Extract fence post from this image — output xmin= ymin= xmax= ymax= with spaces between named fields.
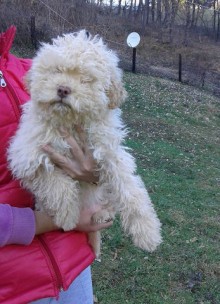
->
xmin=201 ymin=71 xmax=206 ymax=87
xmin=178 ymin=54 xmax=182 ymax=82
xmin=132 ymin=47 xmax=137 ymax=73
xmin=31 ymin=15 xmax=37 ymax=49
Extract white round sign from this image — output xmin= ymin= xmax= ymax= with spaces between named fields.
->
xmin=127 ymin=32 xmax=140 ymax=48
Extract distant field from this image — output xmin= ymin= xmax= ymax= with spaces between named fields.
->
xmin=92 ymin=73 xmax=220 ymax=304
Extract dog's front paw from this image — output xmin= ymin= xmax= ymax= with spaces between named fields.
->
xmin=92 ymin=209 xmax=115 ymax=224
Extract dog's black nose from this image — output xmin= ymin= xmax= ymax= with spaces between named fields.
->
xmin=57 ymin=86 xmax=71 ymax=98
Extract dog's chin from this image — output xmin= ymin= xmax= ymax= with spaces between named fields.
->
xmin=50 ymin=100 xmax=72 ymax=114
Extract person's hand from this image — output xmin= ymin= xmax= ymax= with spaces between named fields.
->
xmin=75 ymin=205 xmax=113 ymax=232
xmin=34 ymin=205 xmax=113 ymax=235
xmin=42 ymin=126 xmax=99 ymax=183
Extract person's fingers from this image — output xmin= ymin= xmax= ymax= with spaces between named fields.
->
xmin=59 ymin=128 xmax=85 ymax=159
xmin=75 ymin=125 xmax=93 ymax=156
xmin=42 ymin=144 xmax=80 ymax=178
xmin=42 ymin=145 xmax=67 ymax=165
xmin=59 ymin=127 xmax=95 ymax=167
xmin=91 ymin=220 xmax=113 ymax=231
xmin=75 ymin=124 xmax=86 ymax=146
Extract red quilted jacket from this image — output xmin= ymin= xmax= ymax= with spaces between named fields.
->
xmin=0 ymin=26 xmax=95 ymax=304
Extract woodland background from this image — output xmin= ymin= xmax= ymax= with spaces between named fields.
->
xmin=0 ymin=0 xmax=220 ymax=96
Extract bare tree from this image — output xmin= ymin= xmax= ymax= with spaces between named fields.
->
xmin=157 ymin=0 xmax=162 ymax=25
xmin=137 ymin=0 xmax=143 ymax=17
xmin=216 ymin=7 xmax=220 ymax=41
xmin=109 ymin=0 xmax=113 ymax=12
xmin=163 ymin=0 xmax=170 ymax=26
xmin=191 ymin=0 xmax=196 ymax=28
xmin=118 ymin=0 xmax=122 ymax=15
xmin=169 ymin=0 xmax=179 ymax=43
xmin=183 ymin=0 xmax=191 ymax=45
xmin=129 ymin=0 xmax=134 ymax=16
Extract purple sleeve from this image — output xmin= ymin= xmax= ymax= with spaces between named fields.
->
xmin=0 ymin=204 xmax=36 ymax=246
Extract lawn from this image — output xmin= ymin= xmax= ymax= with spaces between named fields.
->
xmin=92 ymin=73 xmax=220 ymax=304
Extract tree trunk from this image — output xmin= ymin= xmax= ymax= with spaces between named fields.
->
xmin=129 ymin=0 xmax=133 ymax=16
xmin=216 ymin=10 xmax=220 ymax=41
xmin=109 ymin=0 xmax=113 ymax=12
xmin=184 ymin=1 xmax=191 ymax=46
xmin=169 ymin=0 xmax=179 ymax=43
xmin=163 ymin=0 xmax=170 ymax=27
xmin=118 ymin=0 xmax=122 ymax=15
xmin=137 ymin=0 xmax=143 ymax=17
xmin=191 ymin=1 xmax=196 ymax=28
xmin=151 ymin=0 xmax=155 ymax=22
xmin=142 ymin=2 xmax=147 ymax=32
xmin=157 ymin=0 xmax=162 ymax=25
xmin=146 ymin=0 xmax=150 ymax=25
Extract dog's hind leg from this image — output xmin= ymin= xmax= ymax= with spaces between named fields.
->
xmin=119 ymin=174 xmax=162 ymax=252
xmin=88 ymin=231 xmax=101 ymax=258
xmin=103 ymin=147 xmax=162 ymax=252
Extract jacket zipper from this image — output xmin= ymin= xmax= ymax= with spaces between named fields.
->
xmin=0 ymin=70 xmax=6 ymax=87
xmin=1 ymin=66 xmax=64 ymax=293
xmin=0 ymin=69 xmax=21 ymax=120
xmin=38 ymin=235 xmax=64 ymax=293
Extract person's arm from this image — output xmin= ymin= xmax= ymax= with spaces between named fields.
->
xmin=0 ymin=204 xmax=112 ymax=247
xmin=0 ymin=204 xmax=35 ymax=247
xmin=34 ymin=206 xmax=112 ymax=235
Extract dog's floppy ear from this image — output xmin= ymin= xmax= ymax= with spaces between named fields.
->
xmin=107 ymin=78 xmax=127 ymax=109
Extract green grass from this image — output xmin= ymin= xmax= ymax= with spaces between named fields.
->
xmin=92 ymin=73 xmax=220 ymax=304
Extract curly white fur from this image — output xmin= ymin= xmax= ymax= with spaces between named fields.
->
xmin=8 ymin=30 xmax=162 ymax=256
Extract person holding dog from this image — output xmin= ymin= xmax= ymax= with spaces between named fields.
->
xmin=0 ymin=128 xmax=112 ymax=304
xmin=0 ymin=25 xmax=113 ymax=304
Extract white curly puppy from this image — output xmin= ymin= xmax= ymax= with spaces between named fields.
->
xmin=8 ymin=30 xmax=162 ymax=256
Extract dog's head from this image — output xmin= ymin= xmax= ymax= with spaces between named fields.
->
xmin=26 ymin=30 xmax=127 ymax=118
